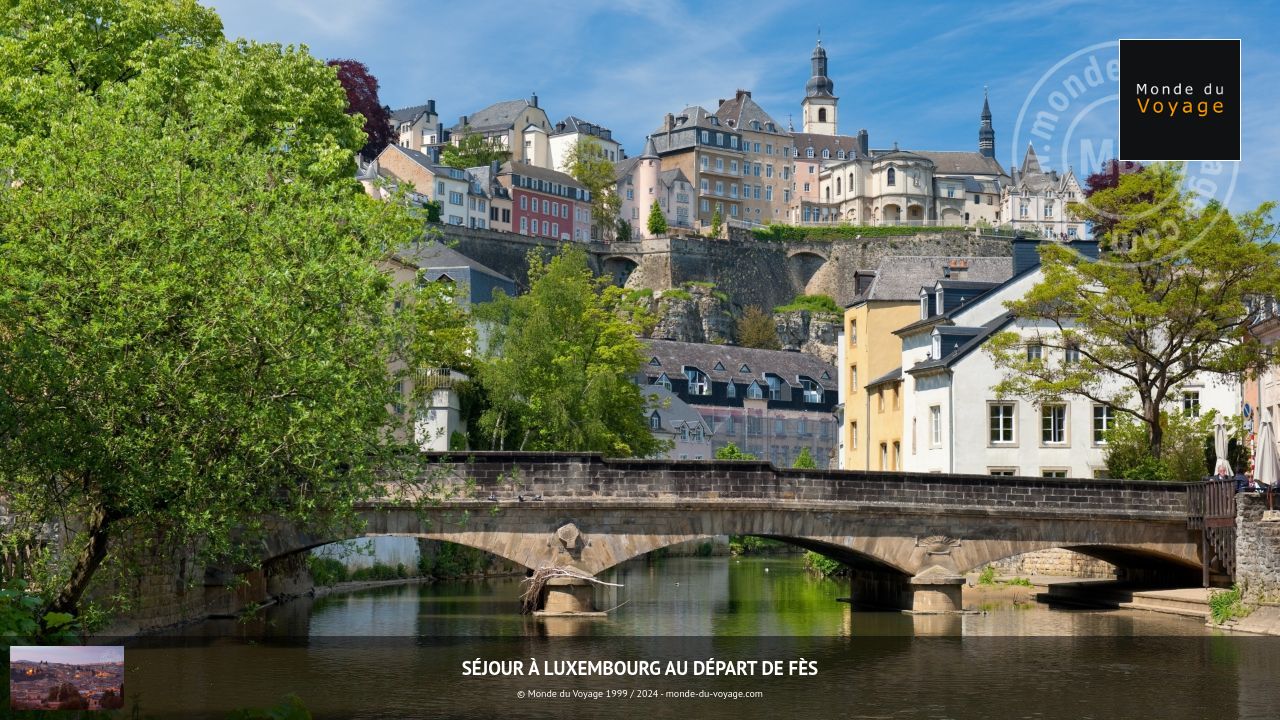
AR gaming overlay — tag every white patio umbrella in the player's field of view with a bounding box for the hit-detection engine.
[1213,417,1233,478]
[1255,421,1278,509]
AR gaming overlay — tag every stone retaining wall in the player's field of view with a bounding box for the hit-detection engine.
[989,548,1116,579]
[1237,494,1280,598]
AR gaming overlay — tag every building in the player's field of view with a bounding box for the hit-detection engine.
[614,137,694,237]
[549,116,623,172]
[390,100,444,155]
[395,241,516,308]
[1246,296,1280,445]
[896,238,1239,477]
[792,131,866,222]
[639,339,840,468]
[469,162,513,232]
[839,255,1013,470]
[496,160,591,241]
[449,95,553,169]
[714,89,796,226]
[367,144,483,227]
[1003,144,1087,239]
[642,385,714,460]
[801,40,838,136]
[648,106,745,229]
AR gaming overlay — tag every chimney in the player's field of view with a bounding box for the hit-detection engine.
[427,99,436,115]
[1068,238,1100,261]
[857,129,869,155]
[1011,234,1044,275]
[665,113,675,131]
[947,259,969,278]
[530,92,538,108]
[737,89,751,99]
[459,115,468,127]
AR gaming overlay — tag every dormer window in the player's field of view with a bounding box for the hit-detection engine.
[806,148,815,158]
[800,377,824,404]
[655,373,673,391]
[822,149,830,159]
[935,288,944,313]
[684,367,710,396]
[920,289,930,319]
[931,333,942,360]
[649,412,661,430]
[747,381,764,400]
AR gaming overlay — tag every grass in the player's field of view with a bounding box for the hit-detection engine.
[661,288,693,301]
[774,293,841,314]
[977,565,998,586]
[306,556,348,586]
[1209,584,1253,624]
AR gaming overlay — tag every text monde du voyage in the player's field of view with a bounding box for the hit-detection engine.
[1134,83,1228,118]
[461,658,819,677]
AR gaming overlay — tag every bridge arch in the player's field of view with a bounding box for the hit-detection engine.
[601,255,639,286]
[785,250,828,293]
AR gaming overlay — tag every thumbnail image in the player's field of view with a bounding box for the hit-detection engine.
[9,646,125,712]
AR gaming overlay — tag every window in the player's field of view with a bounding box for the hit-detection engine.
[1042,469,1068,478]
[747,381,764,400]
[701,156,709,171]
[989,468,1017,476]
[740,364,750,373]
[774,419,786,436]
[1041,404,1067,444]
[818,108,827,122]
[542,220,549,235]
[765,375,783,400]
[990,403,1016,444]
[822,148,830,159]
[1183,390,1200,417]
[655,373,672,391]
[803,182,811,192]
[747,416,763,436]
[715,181,724,195]
[542,200,550,214]
[879,443,888,470]
[731,160,739,173]
[726,382,736,398]
[946,185,955,198]
[929,406,942,446]
[800,378,823,403]
[887,167,896,186]
[892,441,901,470]
[685,367,710,396]
[701,130,709,143]
[730,205,738,217]
[806,148,814,158]
[520,217,528,233]
[1065,343,1081,364]
[650,412,661,430]
[701,199,709,212]
[436,180,445,195]
[851,421,858,449]
[1045,201,1055,218]
[1026,343,1042,361]
[716,158,724,171]
[1093,404,1114,444]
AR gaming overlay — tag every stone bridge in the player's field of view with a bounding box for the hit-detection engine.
[268,453,1202,614]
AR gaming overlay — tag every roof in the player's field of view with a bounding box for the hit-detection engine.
[865,367,902,389]
[501,160,587,191]
[613,156,640,183]
[907,313,1016,374]
[659,168,690,186]
[913,150,1006,177]
[859,256,1013,303]
[651,105,731,136]
[390,103,436,125]
[934,279,1003,292]
[451,99,537,134]
[641,385,711,434]
[641,339,836,386]
[551,116,615,141]
[392,241,514,284]
[1009,145,1080,192]
[714,91,787,136]
[793,132,865,161]
[380,144,458,178]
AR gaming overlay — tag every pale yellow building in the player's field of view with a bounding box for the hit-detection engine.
[839,256,1012,470]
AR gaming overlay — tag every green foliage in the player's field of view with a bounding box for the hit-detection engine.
[1209,584,1252,624]
[615,216,633,242]
[727,536,788,555]
[440,126,510,169]
[563,136,620,239]
[1103,411,1214,482]
[418,542,490,579]
[710,207,723,238]
[626,287,654,303]
[736,305,780,350]
[0,582,86,646]
[715,442,757,460]
[473,247,663,456]
[0,0,421,615]
[977,565,998,586]
[226,694,312,720]
[348,563,407,582]
[803,551,846,577]
[696,541,716,557]
[988,165,1280,459]
[422,200,442,223]
[1006,576,1033,587]
[792,447,818,469]
[774,294,841,315]
[404,272,477,378]
[305,556,348,586]
[647,200,668,236]
[661,288,693,301]
[753,224,960,242]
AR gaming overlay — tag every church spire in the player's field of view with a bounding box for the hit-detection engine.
[978,85,995,159]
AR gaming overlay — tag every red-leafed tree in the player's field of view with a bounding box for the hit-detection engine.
[1084,159,1144,198]
[328,59,392,161]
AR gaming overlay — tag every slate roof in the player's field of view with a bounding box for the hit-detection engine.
[641,339,836,386]
[913,150,1006,177]
[859,256,1013,303]
[551,116,614,140]
[865,366,902,389]
[651,106,730,135]
[390,103,436,125]
[614,156,640,183]
[641,385,712,434]
[793,132,865,161]
[714,91,787,135]
[451,99,535,134]
[1009,145,1079,192]
[382,144,455,176]
[502,160,587,191]
[659,168,690,186]
[907,313,1016,374]
[393,241,514,284]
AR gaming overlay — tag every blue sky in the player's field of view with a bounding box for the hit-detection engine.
[207,0,1277,212]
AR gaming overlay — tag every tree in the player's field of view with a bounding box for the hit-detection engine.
[736,306,780,350]
[715,443,756,460]
[327,59,392,162]
[0,0,421,616]
[562,136,619,239]
[473,247,662,456]
[792,447,818,469]
[710,207,723,238]
[440,126,510,169]
[647,199,668,236]
[615,215,633,242]
[987,164,1280,460]
[1083,159,1146,237]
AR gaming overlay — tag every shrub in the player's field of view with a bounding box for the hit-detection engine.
[661,288,692,301]
[1209,584,1252,624]
[728,535,789,555]
[1104,411,1216,482]
[803,551,846,576]
[419,542,489,579]
[977,565,998,586]
[1006,576,1033,587]
[774,294,841,315]
[349,563,403,582]
[306,556,348,586]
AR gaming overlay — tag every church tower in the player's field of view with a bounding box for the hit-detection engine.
[801,40,838,135]
[978,87,995,159]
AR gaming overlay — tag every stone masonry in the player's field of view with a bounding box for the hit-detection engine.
[1236,493,1280,598]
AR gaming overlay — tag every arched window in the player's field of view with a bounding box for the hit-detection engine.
[799,377,824,404]
[649,412,661,430]
[848,173,855,191]
[887,167,896,186]
[684,367,710,396]
[835,176,841,195]
[818,108,827,122]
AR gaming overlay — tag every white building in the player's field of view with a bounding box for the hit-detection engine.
[448,95,553,170]
[1003,145,1087,239]
[897,237,1239,478]
[549,116,623,173]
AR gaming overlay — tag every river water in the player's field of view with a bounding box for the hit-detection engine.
[123,556,1280,719]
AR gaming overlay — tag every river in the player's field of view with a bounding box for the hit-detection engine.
[122,556,1280,719]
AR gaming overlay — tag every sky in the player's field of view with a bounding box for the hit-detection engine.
[207,0,1278,212]
[10,645,124,665]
